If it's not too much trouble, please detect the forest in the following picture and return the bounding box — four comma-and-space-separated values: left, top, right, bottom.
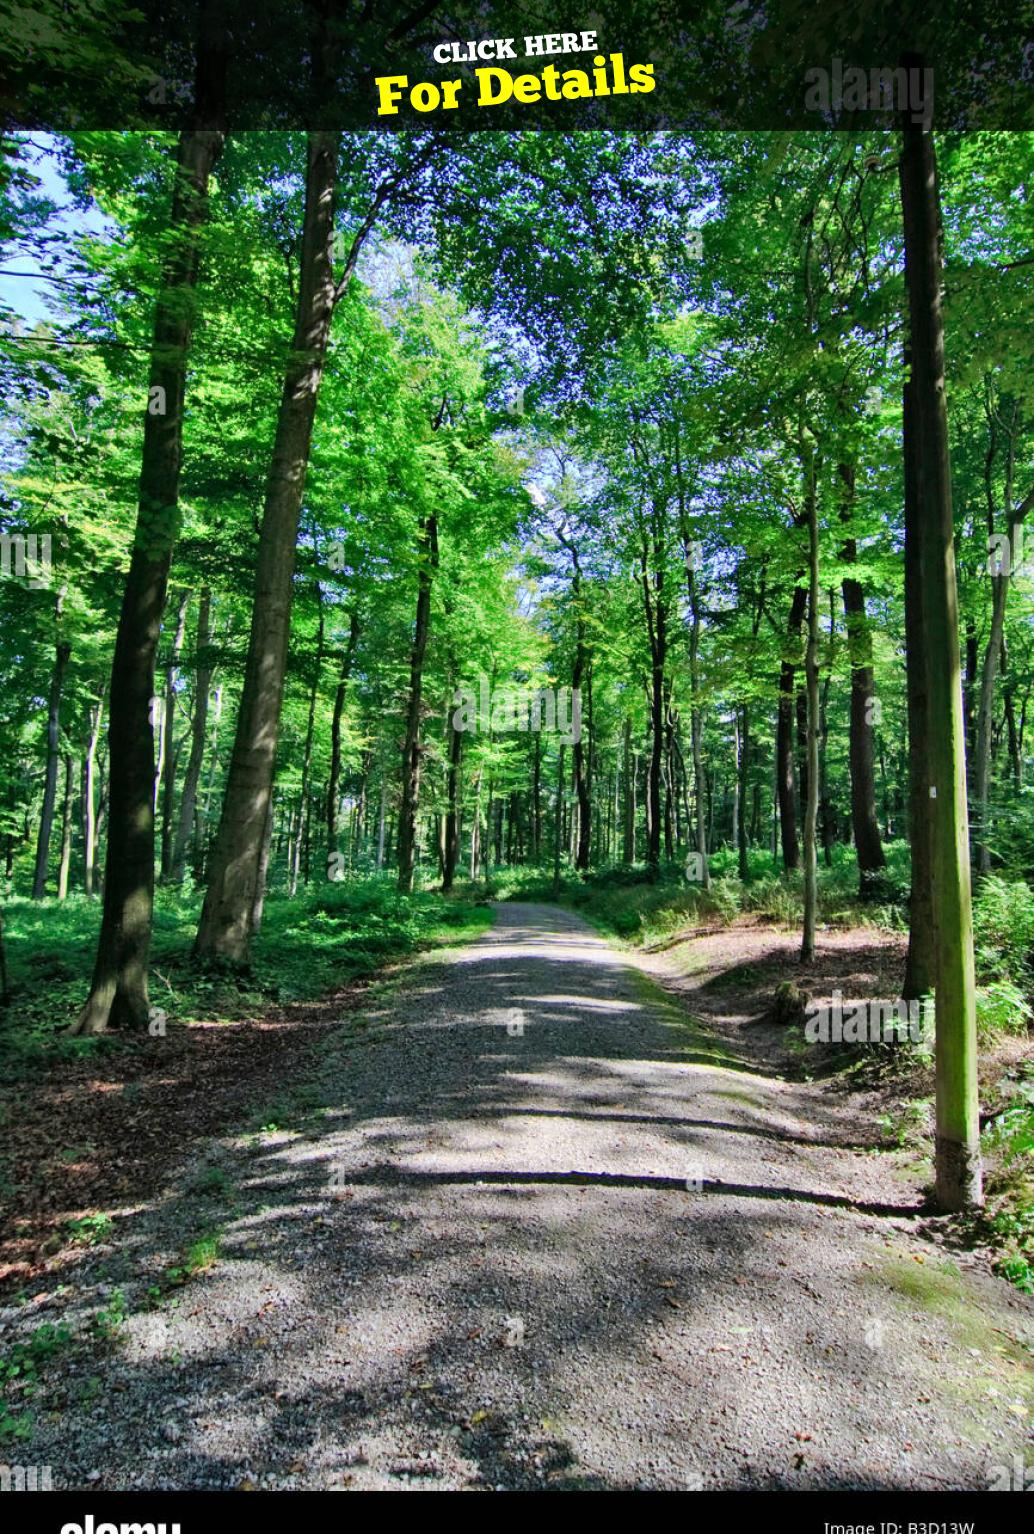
0, 108, 1033, 1494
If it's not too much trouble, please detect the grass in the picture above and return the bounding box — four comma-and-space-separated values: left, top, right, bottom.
0, 1321, 72, 1441
0, 874, 491, 1075
468, 841, 915, 946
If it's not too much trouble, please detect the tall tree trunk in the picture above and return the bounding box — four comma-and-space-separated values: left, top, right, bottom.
558, 534, 591, 872
552, 744, 566, 895
290, 581, 324, 897
195, 131, 338, 960
0, 905, 9, 1005
326, 609, 360, 852
973, 487, 1033, 872
777, 584, 807, 871
964, 618, 979, 770
72, 29, 226, 1031
819, 596, 835, 870
57, 753, 74, 900
171, 586, 213, 883
638, 533, 667, 881
839, 464, 887, 889
397, 512, 438, 893
160, 587, 190, 880
622, 717, 634, 862
800, 436, 820, 963
737, 704, 750, 881
685, 565, 711, 890
250, 795, 275, 936
376, 771, 388, 871
1004, 659, 1022, 792
81, 698, 102, 897
442, 708, 462, 891
32, 636, 71, 898
899, 113, 982, 1211
902, 346, 936, 1000
532, 732, 542, 862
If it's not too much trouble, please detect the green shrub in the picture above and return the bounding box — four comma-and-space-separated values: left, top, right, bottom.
973, 875, 1034, 988
975, 980, 1034, 1043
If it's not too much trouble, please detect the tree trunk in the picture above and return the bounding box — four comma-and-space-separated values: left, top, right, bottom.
32, 636, 71, 898
160, 587, 190, 879
902, 347, 936, 1000
638, 537, 667, 881
376, 772, 388, 871
290, 581, 324, 897
0, 905, 9, 1005
171, 586, 213, 883
973, 488, 1033, 872
737, 704, 750, 882
899, 114, 982, 1211
622, 717, 634, 862
57, 753, 74, 900
195, 131, 338, 961
840, 464, 887, 888
685, 565, 711, 890
326, 609, 360, 852
442, 707, 462, 891
397, 512, 438, 893
250, 795, 275, 936
81, 694, 103, 897
74, 101, 226, 1032
800, 436, 820, 963
532, 732, 542, 862
552, 744, 565, 894
777, 584, 807, 871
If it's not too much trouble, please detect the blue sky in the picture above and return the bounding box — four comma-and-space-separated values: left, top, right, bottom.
0, 138, 113, 328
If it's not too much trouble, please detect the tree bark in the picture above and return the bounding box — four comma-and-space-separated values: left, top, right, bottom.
290, 581, 324, 897
622, 717, 634, 863
171, 586, 213, 883
397, 512, 438, 893
159, 587, 190, 880
552, 744, 566, 894
637, 518, 667, 881
685, 564, 711, 889
777, 584, 807, 871
0, 905, 9, 1005
902, 344, 936, 1001
973, 484, 1033, 872
839, 463, 887, 888
442, 706, 462, 891
57, 753, 74, 900
81, 695, 102, 896
32, 636, 71, 898
899, 113, 982, 1211
195, 131, 338, 959
326, 609, 360, 852
74, 82, 226, 1032
800, 434, 820, 964
737, 704, 750, 882
250, 795, 274, 936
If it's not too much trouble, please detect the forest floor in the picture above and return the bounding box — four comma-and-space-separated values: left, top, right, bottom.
1, 902, 1032, 1490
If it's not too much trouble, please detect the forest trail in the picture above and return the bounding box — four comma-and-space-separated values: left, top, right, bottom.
22, 904, 1034, 1491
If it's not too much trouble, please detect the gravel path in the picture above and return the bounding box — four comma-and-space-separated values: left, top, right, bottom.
11, 903, 1033, 1491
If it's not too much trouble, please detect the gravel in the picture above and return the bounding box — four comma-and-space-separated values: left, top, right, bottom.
7, 902, 1032, 1491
